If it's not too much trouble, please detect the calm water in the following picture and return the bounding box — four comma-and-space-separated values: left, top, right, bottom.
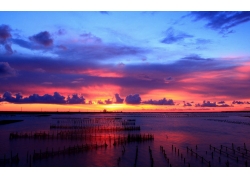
1, 112, 250, 167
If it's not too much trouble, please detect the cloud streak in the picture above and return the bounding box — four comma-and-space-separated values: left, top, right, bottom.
189, 11, 250, 34
161, 27, 193, 44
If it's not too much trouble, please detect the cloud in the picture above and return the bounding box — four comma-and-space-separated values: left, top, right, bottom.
217, 101, 225, 104
80, 33, 102, 44
1, 53, 250, 101
57, 45, 67, 50
57, 29, 66, 35
196, 100, 231, 107
143, 98, 174, 105
196, 100, 217, 107
12, 38, 33, 49
232, 100, 244, 104
114, 93, 124, 104
183, 102, 192, 106
164, 76, 174, 83
29, 31, 53, 47
0, 24, 13, 54
97, 100, 104, 104
67, 94, 85, 104
161, 27, 193, 44
105, 99, 112, 104
0, 62, 16, 77
189, 11, 250, 35
181, 54, 213, 61
0, 24, 11, 44
0, 91, 88, 104
4, 44, 13, 55
0, 91, 66, 104
125, 94, 141, 104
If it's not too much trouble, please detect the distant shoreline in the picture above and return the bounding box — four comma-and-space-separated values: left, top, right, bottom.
0, 111, 250, 114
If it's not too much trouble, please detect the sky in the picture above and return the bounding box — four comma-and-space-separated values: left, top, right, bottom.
0, 11, 250, 112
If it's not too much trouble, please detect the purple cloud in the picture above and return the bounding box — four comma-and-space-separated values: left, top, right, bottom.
161, 27, 193, 44
143, 98, 174, 105
0, 24, 11, 44
114, 93, 124, 104
29, 31, 53, 47
0, 62, 16, 77
125, 94, 141, 104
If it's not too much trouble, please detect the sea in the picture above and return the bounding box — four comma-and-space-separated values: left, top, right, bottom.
1, 111, 250, 167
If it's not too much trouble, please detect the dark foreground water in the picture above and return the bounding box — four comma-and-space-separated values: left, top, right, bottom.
1, 112, 250, 167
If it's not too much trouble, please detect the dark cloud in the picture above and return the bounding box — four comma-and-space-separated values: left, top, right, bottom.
143, 98, 174, 105
161, 27, 193, 44
97, 100, 104, 104
189, 11, 250, 35
183, 102, 192, 106
195, 100, 217, 107
0, 92, 66, 104
114, 93, 124, 104
0, 24, 11, 44
0, 24, 13, 54
29, 31, 53, 47
0, 62, 16, 77
125, 94, 141, 104
232, 100, 244, 104
217, 101, 225, 104
67, 94, 85, 104
0, 91, 88, 104
196, 100, 231, 107
105, 99, 112, 104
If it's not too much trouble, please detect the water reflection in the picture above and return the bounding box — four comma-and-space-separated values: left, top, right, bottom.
0, 112, 250, 167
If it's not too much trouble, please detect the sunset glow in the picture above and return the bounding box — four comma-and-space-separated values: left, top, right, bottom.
1, 11, 250, 112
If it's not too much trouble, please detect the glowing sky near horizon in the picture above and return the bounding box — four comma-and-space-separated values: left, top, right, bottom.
0, 11, 250, 111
